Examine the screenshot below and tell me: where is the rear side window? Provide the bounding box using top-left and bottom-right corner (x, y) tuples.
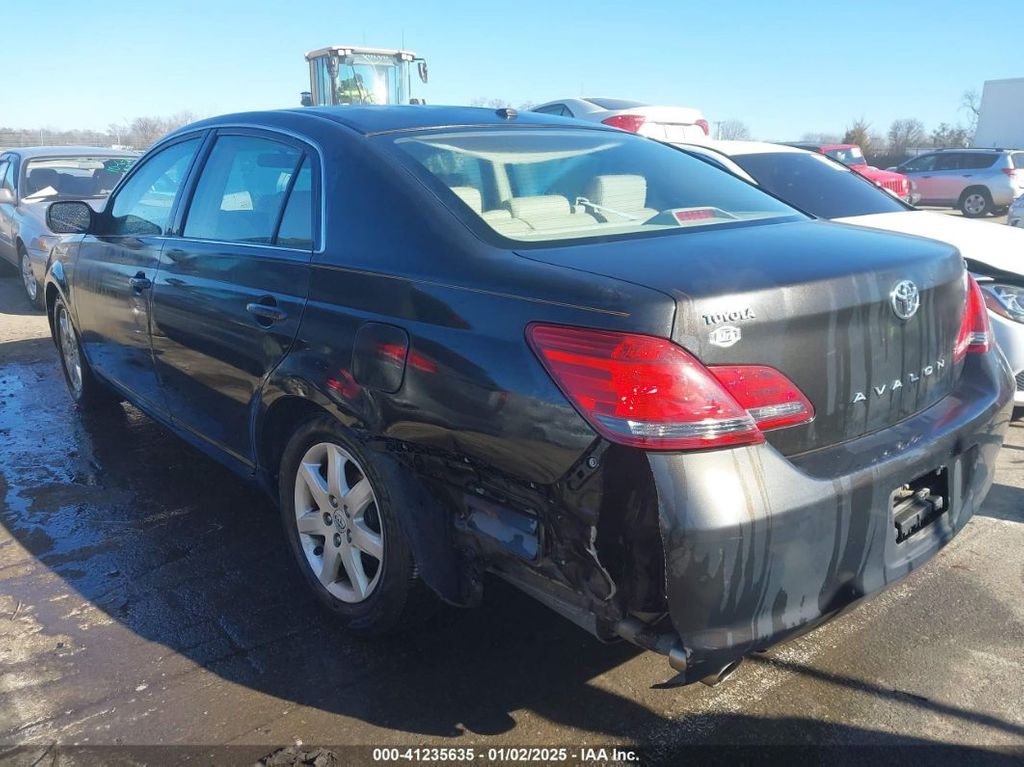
(183, 135), (303, 245)
(389, 128), (802, 245)
(935, 154), (961, 171)
(732, 151), (907, 219)
(959, 153), (998, 170)
(109, 138), (201, 236)
(275, 157), (314, 250)
(586, 98), (647, 110)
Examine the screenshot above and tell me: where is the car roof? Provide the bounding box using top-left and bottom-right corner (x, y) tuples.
(180, 106), (601, 137)
(3, 145), (138, 159)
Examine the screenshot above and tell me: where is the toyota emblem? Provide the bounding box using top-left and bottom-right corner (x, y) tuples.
(891, 280), (920, 320)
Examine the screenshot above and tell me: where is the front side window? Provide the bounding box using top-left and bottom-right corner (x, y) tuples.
(183, 135), (304, 245)
(109, 138), (201, 236)
(901, 154), (935, 173)
(315, 53), (401, 105)
(0, 160), (11, 193)
(389, 128), (802, 244)
(731, 152), (907, 219)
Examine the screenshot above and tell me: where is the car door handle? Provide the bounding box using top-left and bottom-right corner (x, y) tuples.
(246, 301), (288, 324)
(128, 274), (152, 291)
(961, 174), (973, 178)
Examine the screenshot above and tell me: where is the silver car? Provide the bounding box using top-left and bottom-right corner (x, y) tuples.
(890, 148), (1024, 218)
(1009, 193), (1023, 227)
(0, 146), (137, 308)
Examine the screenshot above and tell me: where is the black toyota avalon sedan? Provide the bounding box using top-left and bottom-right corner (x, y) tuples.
(43, 106), (1012, 686)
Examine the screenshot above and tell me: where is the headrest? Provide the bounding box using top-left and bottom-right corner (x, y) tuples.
(584, 174), (648, 209)
(28, 168), (60, 193)
(507, 195), (571, 220)
(450, 186), (483, 213)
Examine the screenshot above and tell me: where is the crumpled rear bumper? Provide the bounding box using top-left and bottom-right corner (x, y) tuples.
(648, 350), (1013, 683)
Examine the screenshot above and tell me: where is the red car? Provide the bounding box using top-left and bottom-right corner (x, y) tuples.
(787, 142), (912, 202)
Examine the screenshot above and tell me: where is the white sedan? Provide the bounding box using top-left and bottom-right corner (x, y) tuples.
(531, 97), (709, 142)
(675, 140), (1024, 406)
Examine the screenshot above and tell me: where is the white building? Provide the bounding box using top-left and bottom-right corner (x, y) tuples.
(973, 78), (1024, 149)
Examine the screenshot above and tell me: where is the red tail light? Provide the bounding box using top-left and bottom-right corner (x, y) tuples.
(708, 366), (815, 431)
(601, 114), (646, 133)
(696, 118), (710, 136)
(1002, 168), (1017, 178)
(527, 325), (813, 451)
(955, 275), (992, 361)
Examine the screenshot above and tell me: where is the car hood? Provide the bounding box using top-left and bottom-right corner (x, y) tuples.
(833, 210), (1024, 276)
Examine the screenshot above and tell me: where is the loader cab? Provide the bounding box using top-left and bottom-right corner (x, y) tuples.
(304, 46), (428, 106)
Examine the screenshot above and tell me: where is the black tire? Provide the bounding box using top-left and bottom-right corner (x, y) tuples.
(52, 296), (119, 410)
(959, 188), (993, 218)
(18, 246), (44, 310)
(278, 414), (435, 636)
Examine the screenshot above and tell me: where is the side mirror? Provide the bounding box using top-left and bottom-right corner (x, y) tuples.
(300, 91), (314, 107)
(417, 60), (428, 84)
(0, 188), (14, 205)
(47, 201), (94, 235)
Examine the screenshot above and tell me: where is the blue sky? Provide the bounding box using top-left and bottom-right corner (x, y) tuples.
(6, 0), (1014, 139)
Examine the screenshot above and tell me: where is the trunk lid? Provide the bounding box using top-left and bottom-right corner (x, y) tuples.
(517, 219), (966, 454)
(627, 106), (707, 142)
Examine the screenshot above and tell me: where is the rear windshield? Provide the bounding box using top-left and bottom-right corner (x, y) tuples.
(1013, 153), (1024, 169)
(389, 128), (802, 244)
(730, 151), (907, 219)
(585, 98), (647, 110)
(23, 156), (136, 199)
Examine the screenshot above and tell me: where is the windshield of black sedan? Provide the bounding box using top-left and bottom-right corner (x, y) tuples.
(22, 156), (136, 200)
(391, 129), (802, 243)
(730, 151), (908, 220)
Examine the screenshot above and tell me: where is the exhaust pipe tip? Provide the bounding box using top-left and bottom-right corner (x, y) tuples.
(700, 658), (743, 687)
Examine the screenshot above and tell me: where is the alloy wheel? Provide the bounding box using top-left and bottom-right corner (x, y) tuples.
(293, 441), (385, 603)
(20, 252), (37, 302)
(57, 305), (82, 396)
(963, 193), (988, 216)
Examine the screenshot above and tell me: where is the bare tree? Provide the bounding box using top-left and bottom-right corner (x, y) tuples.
(715, 120), (751, 140)
(128, 117), (167, 148)
(960, 88), (981, 132)
(800, 131), (842, 144)
(931, 122), (970, 149)
(887, 118), (926, 158)
(470, 97), (511, 109)
(842, 118), (874, 154)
